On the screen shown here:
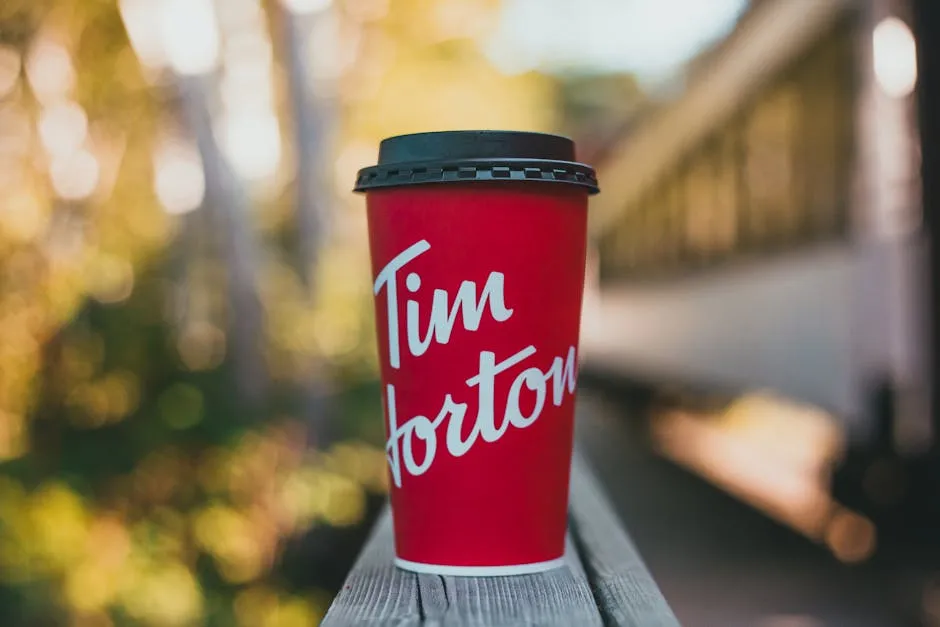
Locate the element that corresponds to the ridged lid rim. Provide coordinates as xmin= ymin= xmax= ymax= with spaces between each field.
xmin=353 ymin=131 xmax=599 ymax=194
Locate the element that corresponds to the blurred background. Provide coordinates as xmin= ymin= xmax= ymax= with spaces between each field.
xmin=0 ymin=0 xmax=936 ymax=625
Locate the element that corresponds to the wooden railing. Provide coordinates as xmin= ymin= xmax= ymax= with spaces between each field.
xmin=322 ymin=453 xmax=680 ymax=626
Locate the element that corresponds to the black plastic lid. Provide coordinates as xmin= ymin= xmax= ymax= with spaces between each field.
xmin=353 ymin=130 xmax=599 ymax=194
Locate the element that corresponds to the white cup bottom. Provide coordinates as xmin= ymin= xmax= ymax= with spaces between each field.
xmin=393 ymin=556 xmax=566 ymax=577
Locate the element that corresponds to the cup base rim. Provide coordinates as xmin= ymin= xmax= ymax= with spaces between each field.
xmin=393 ymin=556 xmax=565 ymax=577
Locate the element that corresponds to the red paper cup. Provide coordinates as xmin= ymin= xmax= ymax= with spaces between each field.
xmin=354 ymin=131 xmax=599 ymax=576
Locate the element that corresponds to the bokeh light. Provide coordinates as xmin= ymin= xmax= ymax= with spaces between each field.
xmin=119 ymin=0 xmax=169 ymax=73
xmin=153 ymin=135 xmax=205 ymax=215
xmin=282 ymin=0 xmax=333 ymax=16
xmin=873 ymin=16 xmax=918 ymax=98
xmin=39 ymin=100 xmax=89 ymax=157
xmin=159 ymin=0 xmax=221 ymax=76
xmin=825 ymin=507 xmax=878 ymax=564
xmin=25 ymin=37 xmax=75 ymax=102
xmin=50 ymin=148 xmax=100 ymax=200
xmin=1 ymin=188 xmax=49 ymax=243
xmin=217 ymin=111 xmax=282 ymax=181
xmin=177 ymin=321 xmax=227 ymax=371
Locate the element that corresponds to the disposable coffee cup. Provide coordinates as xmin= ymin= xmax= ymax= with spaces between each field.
xmin=355 ymin=130 xmax=599 ymax=576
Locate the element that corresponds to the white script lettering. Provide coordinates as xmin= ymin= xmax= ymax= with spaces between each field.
xmin=384 ymin=346 xmax=578 ymax=488
xmin=376 ymin=239 xmax=579 ymax=487
xmin=374 ymin=239 xmax=513 ymax=368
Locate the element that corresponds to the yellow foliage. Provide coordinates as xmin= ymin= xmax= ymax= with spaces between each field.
xmin=192 ymin=505 xmax=266 ymax=583
xmin=69 ymin=610 xmax=115 ymax=627
xmin=0 ymin=410 xmax=26 ymax=460
xmin=279 ymin=465 xmax=367 ymax=529
xmin=234 ymin=586 xmax=326 ymax=627
xmin=0 ymin=188 xmax=49 ymax=243
xmin=321 ymin=472 xmax=367 ymax=527
xmin=344 ymin=0 xmax=556 ymax=140
xmin=322 ymin=441 xmax=389 ymax=494
xmin=234 ymin=586 xmax=280 ymax=627
xmin=30 ymin=482 xmax=90 ymax=572
xmin=279 ymin=468 xmax=330 ymax=530
xmin=83 ymin=252 xmax=135 ymax=304
xmin=65 ymin=561 xmax=121 ymax=612
xmin=118 ymin=560 xmax=204 ymax=627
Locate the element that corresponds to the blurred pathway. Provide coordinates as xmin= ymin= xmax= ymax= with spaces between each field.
xmin=575 ymin=390 xmax=927 ymax=627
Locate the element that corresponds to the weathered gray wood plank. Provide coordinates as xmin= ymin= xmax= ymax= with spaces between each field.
xmin=321 ymin=507 xmax=603 ymax=626
xmin=569 ymin=453 xmax=681 ymax=627
xmin=322 ymin=455 xmax=679 ymax=626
